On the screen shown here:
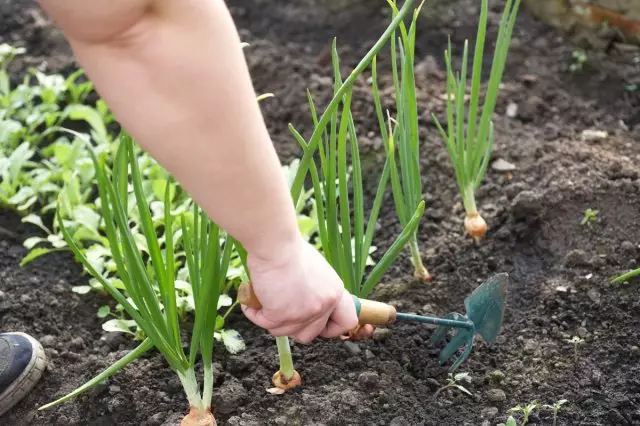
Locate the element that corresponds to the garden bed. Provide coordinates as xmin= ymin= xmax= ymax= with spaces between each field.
xmin=1 ymin=0 xmax=640 ymax=425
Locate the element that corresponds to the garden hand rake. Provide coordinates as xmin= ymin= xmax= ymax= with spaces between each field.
xmin=238 ymin=273 xmax=508 ymax=371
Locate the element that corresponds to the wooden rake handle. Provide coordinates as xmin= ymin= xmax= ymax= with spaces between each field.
xmin=236 ymin=283 xmax=397 ymax=326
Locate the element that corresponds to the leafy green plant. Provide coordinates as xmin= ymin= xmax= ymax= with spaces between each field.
xmin=433 ymin=0 xmax=521 ymax=241
xmin=543 ymin=399 xmax=568 ymax=426
xmin=507 ymin=401 xmax=539 ymax=426
xmin=40 ymin=135 xmax=230 ymax=425
xmin=433 ymin=372 xmax=473 ymax=399
xmin=580 ymin=208 xmax=598 ymax=226
xmin=373 ymin=0 xmax=431 ymax=281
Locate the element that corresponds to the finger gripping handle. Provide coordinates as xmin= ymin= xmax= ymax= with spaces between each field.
xmin=237 ymin=283 xmax=397 ymax=326
xmin=237 ymin=283 xmax=262 ymax=309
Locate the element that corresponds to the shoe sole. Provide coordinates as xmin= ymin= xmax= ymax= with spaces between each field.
xmin=0 ymin=332 xmax=47 ymax=417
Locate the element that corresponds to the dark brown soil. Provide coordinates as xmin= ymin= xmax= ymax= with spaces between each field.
xmin=2 ymin=1 xmax=640 ymax=425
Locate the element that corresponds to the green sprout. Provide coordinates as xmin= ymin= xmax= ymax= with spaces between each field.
xmin=433 ymin=0 xmax=520 ymax=241
xmin=543 ymin=399 xmax=568 ymax=426
xmin=373 ymin=0 xmax=431 ymax=281
xmin=612 ymin=267 xmax=640 ymax=284
xmin=498 ymin=416 xmax=518 ymax=426
xmin=433 ymin=372 xmax=473 ymax=399
xmin=566 ymin=336 xmax=585 ymax=364
xmin=580 ymin=208 xmax=598 ymax=226
xmin=40 ymin=135 xmax=231 ymax=425
xmin=507 ymin=401 xmax=539 ymax=426
xmin=569 ymin=49 xmax=587 ymax=72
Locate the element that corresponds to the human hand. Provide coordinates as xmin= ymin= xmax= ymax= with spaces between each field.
xmin=240 ymin=238 xmax=358 ymax=343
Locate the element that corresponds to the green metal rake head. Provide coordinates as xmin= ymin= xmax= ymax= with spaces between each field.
xmin=352 ymin=273 xmax=508 ymax=371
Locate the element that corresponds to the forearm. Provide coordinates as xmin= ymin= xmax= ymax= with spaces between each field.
xmin=37 ymin=0 xmax=300 ymax=261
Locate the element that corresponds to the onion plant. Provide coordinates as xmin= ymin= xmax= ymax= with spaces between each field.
xmin=40 ymin=135 xmax=233 ymax=426
xmin=252 ymin=0 xmax=418 ymax=381
xmin=432 ymin=0 xmax=520 ymax=241
xmin=372 ymin=1 xmax=431 ymax=281
xmin=290 ymin=39 xmax=425 ymax=340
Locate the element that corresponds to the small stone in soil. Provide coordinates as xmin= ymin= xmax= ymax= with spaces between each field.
xmin=109 ymin=385 xmax=121 ymax=393
xmin=492 ymin=158 xmax=517 ymax=172
xmin=564 ymin=249 xmax=590 ymax=267
xmin=213 ymin=377 xmax=248 ymax=415
xmin=577 ymin=327 xmax=588 ymax=338
xmin=101 ymin=332 xmax=128 ymax=351
xmin=389 ymin=416 xmax=409 ymax=426
xmin=357 ymin=371 xmax=379 ymax=389
xmin=523 ymin=339 xmax=539 ymax=355
xmin=40 ymin=334 xmax=56 ymax=347
xmin=146 ymin=412 xmax=166 ymax=426
xmin=587 ymin=288 xmax=602 ymax=304
xmin=372 ymin=327 xmax=392 ymax=341
xmin=631 ymin=345 xmax=639 ymax=353
xmin=365 ymin=349 xmax=375 ymax=360
xmin=344 ymin=341 xmax=361 ymax=355
xmin=481 ymin=407 xmax=499 ymax=419
xmin=506 ymin=103 xmax=518 ymax=118
xmin=486 ymin=389 xmax=507 ymax=405
xmin=69 ymin=336 xmax=84 ymax=350
xmin=621 ymin=241 xmax=635 ymax=254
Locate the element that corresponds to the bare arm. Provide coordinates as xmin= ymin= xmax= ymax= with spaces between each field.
xmin=36 ymin=0 xmax=298 ymax=263
xmin=36 ymin=0 xmax=358 ymax=341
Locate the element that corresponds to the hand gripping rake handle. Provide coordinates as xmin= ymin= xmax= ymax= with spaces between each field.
xmin=237 ymin=284 xmax=474 ymax=330
xmin=238 ymin=273 xmax=508 ymax=371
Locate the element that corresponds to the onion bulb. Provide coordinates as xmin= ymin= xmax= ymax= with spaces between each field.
xmin=464 ymin=212 xmax=487 ymax=240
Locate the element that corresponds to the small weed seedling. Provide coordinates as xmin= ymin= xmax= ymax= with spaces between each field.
xmin=581 ymin=208 xmax=598 ymax=226
xmin=566 ymin=336 xmax=585 ymax=364
xmin=433 ymin=0 xmax=521 ymax=241
xmin=498 ymin=416 xmax=518 ymax=426
xmin=507 ymin=401 xmax=539 ymax=426
xmin=433 ymin=372 xmax=473 ymax=399
xmin=569 ymin=49 xmax=587 ymax=72
xmin=543 ymin=399 xmax=568 ymax=426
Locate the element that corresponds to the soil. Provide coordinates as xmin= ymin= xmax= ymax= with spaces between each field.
xmin=2 ymin=0 xmax=640 ymax=425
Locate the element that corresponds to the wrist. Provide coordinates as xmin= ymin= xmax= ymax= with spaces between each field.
xmin=245 ymin=222 xmax=304 ymax=269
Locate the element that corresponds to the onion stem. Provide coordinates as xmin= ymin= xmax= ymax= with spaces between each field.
xmin=409 ymin=237 xmax=431 ymax=280
xmin=178 ymin=369 xmax=203 ymax=409
xmin=276 ymin=336 xmax=295 ymax=380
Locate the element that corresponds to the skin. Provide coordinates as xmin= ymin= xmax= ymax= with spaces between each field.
xmin=36 ymin=0 xmax=358 ymax=343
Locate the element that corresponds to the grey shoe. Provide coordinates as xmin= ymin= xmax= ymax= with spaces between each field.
xmin=0 ymin=332 xmax=47 ymax=417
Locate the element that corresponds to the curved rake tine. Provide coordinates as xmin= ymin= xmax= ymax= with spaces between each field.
xmin=430 ymin=312 xmax=465 ymax=345
xmin=444 ymin=331 xmax=476 ymax=371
